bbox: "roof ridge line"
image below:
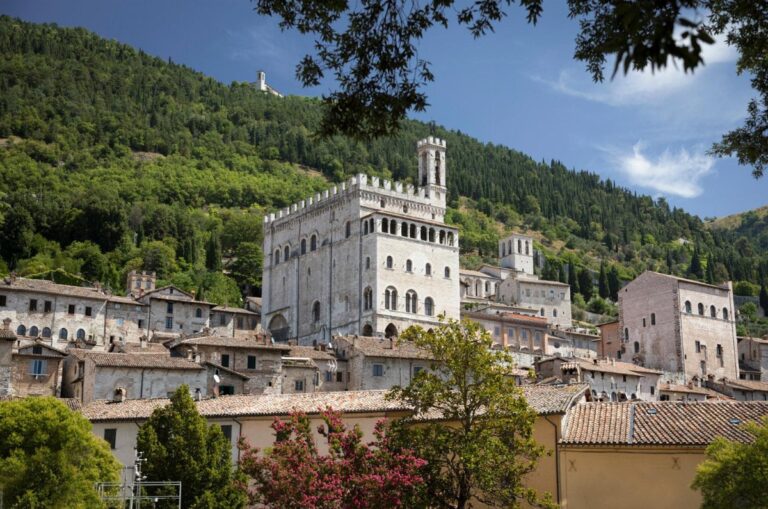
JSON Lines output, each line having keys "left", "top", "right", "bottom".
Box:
{"left": 627, "top": 402, "right": 636, "bottom": 445}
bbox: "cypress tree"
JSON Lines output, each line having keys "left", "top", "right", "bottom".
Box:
{"left": 760, "top": 285, "right": 768, "bottom": 316}
{"left": 205, "top": 231, "right": 222, "bottom": 271}
{"left": 578, "top": 268, "right": 594, "bottom": 302}
{"left": 608, "top": 266, "right": 621, "bottom": 301}
{"left": 598, "top": 261, "right": 609, "bottom": 299}
{"left": 688, "top": 246, "right": 703, "bottom": 280}
{"left": 568, "top": 264, "right": 579, "bottom": 296}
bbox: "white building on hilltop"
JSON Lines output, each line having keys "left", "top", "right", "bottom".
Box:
{"left": 262, "top": 137, "right": 460, "bottom": 345}
{"left": 255, "top": 71, "right": 283, "bottom": 98}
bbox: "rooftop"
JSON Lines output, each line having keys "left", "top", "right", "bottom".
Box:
{"left": 68, "top": 350, "right": 204, "bottom": 370}
{"left": 643, "top": 270, "right": 730, "bottom": 291}
{"left": 288, "top": 345, "right": 339, "bottom": 361}
{"left": 554, "top": 357, "right": 663, "bottom": 377}
{"left": 175, "top": 336, "right": 289, "bottom": 351}
{"left": 719, "top": 378, "right": 768, "bottom": 393}
{"left": 562, "top": 401, "right": 768, "bottom": 446}
{"left": 211, "top": 305, "right": 259, "bottom": 316}
{"left": 660, "top": 383, "right": 730, "bottom": 399}
{"left": 337, "top": 336, "right": 435, "bottom": 360}
{"left": 0, "top": 276, "right": 112, "bottom": 300}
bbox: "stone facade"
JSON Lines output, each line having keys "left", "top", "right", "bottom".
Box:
{"left": 137, "top": 286, "right": 212, "bottom": 337}
{"left": 597, "top": 320, "right": 620, "bottom": 358}
{"left": 618, "top": 271, "right": 739, "bottom": 382}
{"left": 262, "top": 138, "right": 460, "bottom": 344}
{"left": 738, "top": 336, "right": 768, "bottom": 381}
{"left": 12, "top": 341, "right": 66, "bottom": 397}
{"left": 209, "top": 306, "right": 260, "bottom": 338}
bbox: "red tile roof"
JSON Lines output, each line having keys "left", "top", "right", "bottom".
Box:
{"left": 562, "top": 401, "right": 768, "bottom": 446}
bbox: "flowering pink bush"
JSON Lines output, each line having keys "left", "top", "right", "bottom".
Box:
{"left": 239, "top": 408, "right": 426, "bottom": 508}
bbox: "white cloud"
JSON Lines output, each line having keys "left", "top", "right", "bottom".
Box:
{"left": 613, "top": 142, "right": 715, "bottom": 198}
{"left": 533, "top": 33, "right": 737, "bottom": 107}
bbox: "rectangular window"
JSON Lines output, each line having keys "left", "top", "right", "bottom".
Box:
{"left": 695, "top": 341, "right": 701, "bottom": 353}
{"left": 0, "top": 295, "right": 6, "bottom": 306}
{"left": 103, "top": 428, "right": 117, "bottom": 450}
{"left": 247, "top": 356, "right": 256, "bottom": 370}
{"left": 29, "top": 299, "right": 37, "bottom": 312}
{"left": 167, "top": 302, "right": 174, "bottom": 314}
{"left": 85, "top": 306, "right": 92, "bottom": 317}
{"left": 373, "top": 364, "right": 384, "bottom": 377}
{"left": 295, "top": 380, "right": 305, "bottom": 391}
{"left": 507, "top": 328, "right": 515, "bottom": 341}
{"left": 32, "top": 345, "right": 42, "bottom": 355}
{"left": 43, "top": 300, "right": 52, "bottom": 313}
{"left": 220, "top": 385, "right": 235, "bottom": 395}
{"left": 220, "top": 425, "right": 233, "bottom": 443}
{"left": 413, "top": 366, "right": 423, "bottom": 376}
{"left": 493, "top": 326, "right": 500, "bottom": 338}
{"left": 325, "top": 371, "right": 333, "bottom": 382}
{"left": 68, "top": 304, "right": 75, "bottom": 315}
{"left": 336, "top": 372, "right": 344, "bottom": 382}
{"left": 237, "top": 317, "right": 244, "bottom": 329}
{"left": 650, "top": 386, "right": 655, "bottom": 396}
{"left": 221, "top": 354, "right": 230, "bottom": 368}
{"left": 165, "top": 317, "right": 173, "bottom": 330}
{"left": 30, "top": 359, "right": 46, "bottom": 377}
{"left": 138, "top": 319, "right": 145, "bottom": 329}
{"left": 219, "top": 314, "right": 226, "bottom": 326}
{"left": 643, "top": 318, "right": 646, "bottom": 327}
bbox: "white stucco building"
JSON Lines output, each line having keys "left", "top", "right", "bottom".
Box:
{"left": 262, "top": 137, "right": 461, "bottom": 345}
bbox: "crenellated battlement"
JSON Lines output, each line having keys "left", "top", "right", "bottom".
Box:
{"left": 417, "top": 136, "right": 446, "bottom": 148}
{"left": 264, "top": 172, "right": 442, "bottom": 225}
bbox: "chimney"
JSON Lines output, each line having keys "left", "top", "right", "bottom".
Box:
{"left": 195, "top": 387, "right": 202, "bottom": 401}
{"left": 113, "top": 387, "right": 126, "bottom": 403}
{"left": 2, "top": 318, "right": 10, "bottom": 330}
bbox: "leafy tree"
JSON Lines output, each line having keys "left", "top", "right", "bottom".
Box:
{"left": 734, "top": 280, "right": 760, "bottom": 297}
{"left": 139, "top": 240, "right": 179, "bottom": 278}
{"left": 598, "top": 261, "right": 609, "bottom": 299}
{"left": 229, "top": 241, "right": 263, "bottom": 293}
{"left": 692, "top": 417, "right": 768, "bottom": 508}
{"left": 255, "top": 0, "right": 768, "bottom": 177}
{"left": 578, "top": 268, "right": 594, "bottom": 302}
{"left": 136, "top": 385, "right": 246, "bottom": 509}
{"left": 389, "top": 318, "right": 553, "bottom": 509}
{"left": 239, "top": 409, "right": 426, "bottom": 508}
{"left": 740, "top": 302, "right": 758, "bottom": 322}
{"left": 0, "top": 397, "right": 120, "bottom": 508}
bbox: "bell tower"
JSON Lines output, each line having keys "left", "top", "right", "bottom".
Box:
{"left": 417, "top": 137, "right": 447, "bottom": 206}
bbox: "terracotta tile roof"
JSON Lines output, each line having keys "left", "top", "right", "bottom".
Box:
{"left": 211, "top": 306, "right": 259, "bottom": 316}
{"left": 68, "top": 350, "right": 203, "bottom": 370}
{"left": 721, "top": 379, "right": 768, "bottom": 392}
{"left": 337, "top": 336, "right": 435, "bottom": 360}
{"left": 288, "top": 345, "right": 339, "bottom": 360}
{"left": 176, "top": 336, "right": 290, "bottom": 351}
{"left": 660, "top": 384, "right": 716, "bottom": 396}
{"left": 562, "top": 401, "right": 768, "bottom": 446}
{"left": 561, "top": 358, "right": 663, "bottom": 377}
{"left": 205, "top": 361, "right": 250, "bottom": 380}
{"left": 645, "top": 271, "right": 729, "bottom": 291}
{"left": 459, "top": 269, "right": 495, "bottom": 278}
{"left": 0, "top": 276, "right": 111, "bottom": 300}
{"left": 110, "top": 342, "right": 169, "bottom": 354}
{"left": 80, "top": 390, "right": 411, "bottom": 422}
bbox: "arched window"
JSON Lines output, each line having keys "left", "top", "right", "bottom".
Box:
{"left": 723, "top": 307, "right": 729, "bottom": 320}
{"left": 342, "top": 221, "right": 349, "bottom": 239}
{"left": 444, "top": 267, "right": 451, "bottom": 278}
{"left": 195, "top": 308, "right": 202, "bottom": 318}
{"left": 365, "top": 257, "right": 371, "bottom": 270}
{"left": 517, "top": 239, "right": 522, "bottom": 253}
{"left": 385, "top": 323, "right": 398, "bottom": 338}
{"left": 508, "top": 240, "right": 512, "bottom": 254}
{"left": 485, "top": 281, "right": 490, "bottom": 292}
{"left": 58, "top": 328, "right": 68, "bottom": 340}
{"left": 390, "top": 221, "right": 398, "bottom": 236}
{"left": 447, "top": 232, "right": 455, "bottom": 246}
{"left": 16, "top": 325, "right": 26, "bottom": 336}
{"left": 476, "top": 281, "right": 482, "bottom": 296}
{"left": 421, "top": 153, "right": 429, "bottom": 185}
{"left": 401, "top": 222, "right": 408, "bottom": 237}
{"left": 382, "top": 218, "right": 389, "bottom": 233}
{"left": 421, "top": 226, "right": 427, "bottom": 241}
{"left": 651, "top": 313, "right": 656, "bottom": 325}
{"left": 434, "top": 152, "right": 441, "bottom": 185}
{"left": 553, "top": 309, "right": 558, "bottom": 317}
{"left": 76, "top": 329, "right": 86, "bottom": 340}
{"left": 385, "top": 287, "right": 398, "bottom": 310}
{"left": 386, "top": 256, "right": 393, "bottom": 269}
{"left": 425, "top": 263, "right": 432, "bottom": 276}
{"left": 42, "top": 327, "right": 51, "bottom": 338}
{"left": 428, "top": 228, "right": 435, "bottom": 242}
{"left": 405, "top": 290, "right": 418, "bottom": 313}
{"left": 540, "top": 308, "right": 545, "bottom": 316}
{"left": 424, "top": 297, "right": 434, "bottom": 316}
{"left": 312, "top": 301, "right": 321, "bottom": 322}
{"left": 406, "top": 259, "right": 413, "bottom": 272}
{"left": 502, "top": 244, "right": 506, "bottom": 257}
{"left": 310, "top": 235, "right": 317, "bottom": 251}
{"left": 284, "top": 245, "right": 290, "bottom": 261}
{"left": 274, "top": 249, "right": 281, "bottom": 265}
{"left": 381, "top": 199, "right": 386, "bottom": 208}
{"left": 362, "top": 324, "right": 374, "bottom": 336}
{"left": 525, "top": 240, "right": 530, "bottom": 255}
{"left": 363, "top": 287, "right": 373, "bottom": 310}
{"left": 685, "top": 301, "right": 692, "bottom": 313}
{"left": 634, "top": 341, "right": 640, "bottom": 354}
{"left": 29, "top": 326, "right": 39, "bottom": 337}
{"left": 698, "top": 303, "right": 704, "bottom": 315}
{"left": 301, "top": 238, "right": 307, "bottom": 254}
{"left": 410, "top": 224, "right": 416, "bottom": 238}
{"left": 363, "top": 221, "right": 369, "bottom": 235}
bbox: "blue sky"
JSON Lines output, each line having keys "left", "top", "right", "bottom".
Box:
{"left": 3, "top": 0, "right": 766, "bottom": 219}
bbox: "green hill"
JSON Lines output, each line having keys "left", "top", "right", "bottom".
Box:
{"left": 0, "top": 15, "right": 765, "bottom": 306}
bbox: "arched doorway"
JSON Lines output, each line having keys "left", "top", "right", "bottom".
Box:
{"left": 385, "top": 323, "right": 398, "bottom": 339}
{"left": 268, "top": 314, "right": 290, "bottom": 342}
{"left": 362, "top": 324, "right": 374, "bottom": 336}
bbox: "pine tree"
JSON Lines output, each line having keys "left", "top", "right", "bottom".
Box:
{"left": 598, "top": 261, "right": 609, "bottom": 299}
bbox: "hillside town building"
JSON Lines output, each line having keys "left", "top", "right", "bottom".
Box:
{"left": 262, "top": 137, "right": 460, "bottom": 344}
{"left": 618, "top": 271, "right": 739, "bottom": 383}
{"left": 738, "top": 335, "right": 768, "bottom": 381}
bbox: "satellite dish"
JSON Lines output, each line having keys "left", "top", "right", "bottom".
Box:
{"left": 213, "top": 373, "right": 221, "bottom": 384}
{"left": 327, "top": 342, "right": 333, "bottom": 350}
